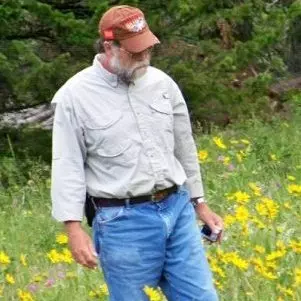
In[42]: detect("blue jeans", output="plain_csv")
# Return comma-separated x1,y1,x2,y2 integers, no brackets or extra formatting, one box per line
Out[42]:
92,186,218,301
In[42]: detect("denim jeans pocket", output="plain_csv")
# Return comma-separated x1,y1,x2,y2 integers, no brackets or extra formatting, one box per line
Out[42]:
95,206,125,225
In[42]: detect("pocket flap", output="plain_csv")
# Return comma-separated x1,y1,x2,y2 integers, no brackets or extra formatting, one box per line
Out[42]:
85,111,122,129
149,98,172,115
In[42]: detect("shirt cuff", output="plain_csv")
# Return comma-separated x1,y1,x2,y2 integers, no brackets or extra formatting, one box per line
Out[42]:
195,196,206,202
51,205,84,223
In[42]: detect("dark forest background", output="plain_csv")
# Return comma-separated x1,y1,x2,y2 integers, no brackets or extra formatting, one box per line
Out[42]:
0,0,301,163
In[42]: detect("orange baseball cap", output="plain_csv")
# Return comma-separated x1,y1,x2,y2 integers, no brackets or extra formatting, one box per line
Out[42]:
99,5,160,53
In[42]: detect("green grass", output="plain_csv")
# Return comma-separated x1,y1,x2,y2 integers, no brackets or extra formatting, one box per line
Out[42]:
1,99,301,300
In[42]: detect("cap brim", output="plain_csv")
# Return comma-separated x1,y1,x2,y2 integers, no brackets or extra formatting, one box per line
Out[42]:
120,30,160,53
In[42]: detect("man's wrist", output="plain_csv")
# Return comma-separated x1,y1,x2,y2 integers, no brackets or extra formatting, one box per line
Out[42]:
191,196,206,207
64,221,82,233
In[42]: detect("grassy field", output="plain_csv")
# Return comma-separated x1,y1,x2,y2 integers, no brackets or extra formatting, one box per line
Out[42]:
1,100,301,300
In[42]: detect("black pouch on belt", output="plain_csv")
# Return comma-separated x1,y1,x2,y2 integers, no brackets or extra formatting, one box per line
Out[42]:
84,194,96,227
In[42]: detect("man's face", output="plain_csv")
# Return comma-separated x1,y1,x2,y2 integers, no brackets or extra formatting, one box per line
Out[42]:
109,43,152,83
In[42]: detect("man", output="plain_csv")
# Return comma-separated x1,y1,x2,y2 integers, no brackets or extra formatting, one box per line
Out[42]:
51,5,223,301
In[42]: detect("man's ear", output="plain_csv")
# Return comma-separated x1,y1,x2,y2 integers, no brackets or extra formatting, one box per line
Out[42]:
103,41,113,56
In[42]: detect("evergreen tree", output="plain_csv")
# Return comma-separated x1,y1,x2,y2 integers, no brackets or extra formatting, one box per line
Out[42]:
0,0,300,125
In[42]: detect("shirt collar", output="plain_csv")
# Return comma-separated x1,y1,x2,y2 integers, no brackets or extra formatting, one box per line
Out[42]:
92,54,118,88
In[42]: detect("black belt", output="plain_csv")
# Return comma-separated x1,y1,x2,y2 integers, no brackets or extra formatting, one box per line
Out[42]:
88,185,178,207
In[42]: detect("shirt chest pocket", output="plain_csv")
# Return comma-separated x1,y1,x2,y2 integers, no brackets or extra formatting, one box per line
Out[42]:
84,111,131,157
149,97,174,152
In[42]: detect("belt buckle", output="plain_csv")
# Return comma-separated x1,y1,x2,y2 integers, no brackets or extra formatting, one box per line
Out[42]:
152,191,166,202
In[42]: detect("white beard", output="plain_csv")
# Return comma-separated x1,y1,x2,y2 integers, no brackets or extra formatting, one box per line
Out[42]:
110,51,149,84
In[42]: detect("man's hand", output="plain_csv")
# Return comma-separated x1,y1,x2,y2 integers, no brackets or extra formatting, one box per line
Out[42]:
64,221,98,269
194,203,224,243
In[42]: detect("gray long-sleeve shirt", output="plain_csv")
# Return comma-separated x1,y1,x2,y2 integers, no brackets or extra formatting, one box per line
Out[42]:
51,54,204,222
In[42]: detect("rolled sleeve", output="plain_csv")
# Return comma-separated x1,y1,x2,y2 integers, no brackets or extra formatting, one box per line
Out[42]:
171,81,205,199
51,87,86,222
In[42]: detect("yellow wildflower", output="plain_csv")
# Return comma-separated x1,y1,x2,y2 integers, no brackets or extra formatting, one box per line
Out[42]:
235,206,249,222
17,289,35,301
6,273,15,284
266,261,277,271
248,182,262,196
0,251,10,265
251,217,265,229
256,197,279,220
241,240,250,247
224,215,236,228
242,224,249,236
235,191,250,203
56,233,68,245
236,153,243,163
32,275,44,283
20,254,27,266
198,150,209,162
47,248,73,264
232,258,249,270
285,288,294,298
270,154,278,161
258,269,277,280
228,254,249,270
213,137,227,149
89,290,97,298
230,191,250,204
266,250,286,261
254,245,265,254
283,201,292,209
222,156,231,165
287,184,301,195
277,285,294,298
251,258,277,280
214,279,224,290
88,284,109,298
47,249,61,263
289,240,301,253
61,248,74,264
293,268,301,287
210,259,226,278
276,240,286,252
218,250,249,271
239,150,247,157
143,285,162,301
100,283,109,296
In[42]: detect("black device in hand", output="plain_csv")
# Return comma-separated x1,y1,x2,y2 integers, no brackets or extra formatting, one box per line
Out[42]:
200,224,220,242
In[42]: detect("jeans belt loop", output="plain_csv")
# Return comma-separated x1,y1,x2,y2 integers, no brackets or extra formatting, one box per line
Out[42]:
125,198,130,209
